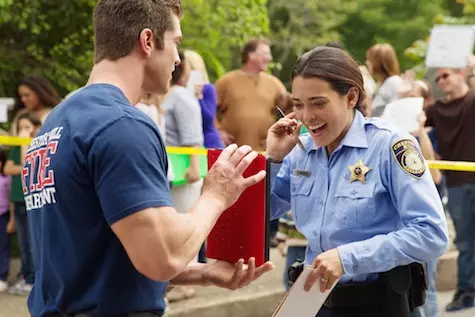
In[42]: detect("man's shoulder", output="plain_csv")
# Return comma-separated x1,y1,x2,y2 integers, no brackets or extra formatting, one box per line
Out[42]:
43,84,158,146
216,70,242,83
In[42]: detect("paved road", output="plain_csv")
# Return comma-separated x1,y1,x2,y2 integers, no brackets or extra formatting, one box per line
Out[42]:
1,250,474,317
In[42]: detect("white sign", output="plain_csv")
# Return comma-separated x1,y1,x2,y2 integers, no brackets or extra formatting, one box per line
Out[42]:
425,25,475,69
381,97,424,134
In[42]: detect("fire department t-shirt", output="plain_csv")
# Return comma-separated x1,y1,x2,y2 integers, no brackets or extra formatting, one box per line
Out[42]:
24,84,173,317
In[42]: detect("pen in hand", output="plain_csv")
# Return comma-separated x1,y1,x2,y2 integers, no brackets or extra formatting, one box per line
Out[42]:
275,106,306,152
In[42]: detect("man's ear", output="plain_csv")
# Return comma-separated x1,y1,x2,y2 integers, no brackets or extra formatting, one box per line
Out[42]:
347,87,359,109
138,28,154,58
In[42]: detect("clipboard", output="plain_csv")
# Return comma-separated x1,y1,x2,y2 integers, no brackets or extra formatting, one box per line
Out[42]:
206,149,270,266
273,266,339,317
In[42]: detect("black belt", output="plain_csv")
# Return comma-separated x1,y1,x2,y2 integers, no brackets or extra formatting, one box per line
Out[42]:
324,279,385,308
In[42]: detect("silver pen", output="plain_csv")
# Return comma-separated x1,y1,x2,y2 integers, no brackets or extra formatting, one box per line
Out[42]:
275,106,306,151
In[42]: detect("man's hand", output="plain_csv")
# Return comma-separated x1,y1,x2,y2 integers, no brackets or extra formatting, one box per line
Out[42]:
218,129,236,146
201,144,266,211
202,257,274,290
185,167,200,183
305,248,344,292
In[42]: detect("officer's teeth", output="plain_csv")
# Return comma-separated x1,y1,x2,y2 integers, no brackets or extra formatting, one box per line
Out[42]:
309,123,325,130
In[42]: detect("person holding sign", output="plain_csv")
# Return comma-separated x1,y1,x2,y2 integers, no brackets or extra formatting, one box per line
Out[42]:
267,46,448,317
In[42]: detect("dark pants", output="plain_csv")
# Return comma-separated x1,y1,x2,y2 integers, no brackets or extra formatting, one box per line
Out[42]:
270,219,279,238
316,305,383,317
0,211,10,281
447,182,475,292
14,202,35,285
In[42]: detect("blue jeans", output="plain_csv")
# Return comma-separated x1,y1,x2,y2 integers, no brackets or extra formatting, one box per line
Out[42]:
447,183,475,292
284,246,306,290
0,212,10,281
14,202,35,285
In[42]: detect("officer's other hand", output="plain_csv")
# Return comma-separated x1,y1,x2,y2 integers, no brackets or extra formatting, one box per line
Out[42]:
201,144,266,211
201,257,274,290
305,248,344,292
266,112,302,162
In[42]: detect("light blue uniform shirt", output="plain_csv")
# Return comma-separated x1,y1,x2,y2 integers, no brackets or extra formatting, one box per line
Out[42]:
270,110,448,283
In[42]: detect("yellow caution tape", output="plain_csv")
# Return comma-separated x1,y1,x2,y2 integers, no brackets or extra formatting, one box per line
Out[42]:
427,160,475,172
1,135,475,172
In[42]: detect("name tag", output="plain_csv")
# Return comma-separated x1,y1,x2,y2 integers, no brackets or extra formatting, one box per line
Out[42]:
292,169,311,177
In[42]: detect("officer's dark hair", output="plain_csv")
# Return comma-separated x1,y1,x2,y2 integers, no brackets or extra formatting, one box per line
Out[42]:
171,51,186,86
291,46,367,116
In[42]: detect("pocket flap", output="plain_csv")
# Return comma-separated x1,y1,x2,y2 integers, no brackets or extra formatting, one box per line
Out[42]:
290,175,314,196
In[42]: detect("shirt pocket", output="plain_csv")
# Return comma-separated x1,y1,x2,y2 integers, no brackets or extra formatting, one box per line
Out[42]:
290,174,314,226
333,182,376,229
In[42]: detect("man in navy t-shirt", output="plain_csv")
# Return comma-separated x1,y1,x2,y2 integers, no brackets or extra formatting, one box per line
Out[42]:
23,1,273,316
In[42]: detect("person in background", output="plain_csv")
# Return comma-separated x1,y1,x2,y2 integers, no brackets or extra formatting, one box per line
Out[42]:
184,50,224,149
4,112,42,296
10,75,61,134
215,38,290,151
162,51,204,302
0,148,11,293
425,66,475,312
136,92,174,183
365,43,403,117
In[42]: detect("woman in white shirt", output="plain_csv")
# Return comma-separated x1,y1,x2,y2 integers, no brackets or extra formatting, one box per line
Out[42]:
365,43,404,117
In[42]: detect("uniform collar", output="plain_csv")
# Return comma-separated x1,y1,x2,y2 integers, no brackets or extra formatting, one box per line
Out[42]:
306,110,368,153
340,110,368,149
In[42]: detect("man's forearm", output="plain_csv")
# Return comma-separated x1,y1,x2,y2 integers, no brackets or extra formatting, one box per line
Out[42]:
161,194,223,275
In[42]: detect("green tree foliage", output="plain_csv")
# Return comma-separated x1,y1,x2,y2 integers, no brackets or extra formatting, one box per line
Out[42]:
181,0,269,82
0,0,96,97
267,0,351,87
0,0,269,97
339,0,446,70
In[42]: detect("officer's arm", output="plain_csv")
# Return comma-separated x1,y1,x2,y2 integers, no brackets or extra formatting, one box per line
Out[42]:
270,155,292,220
337,136,449,276
90,118,224,282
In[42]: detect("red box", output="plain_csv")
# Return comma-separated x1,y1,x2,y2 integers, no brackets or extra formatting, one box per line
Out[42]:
206,149,270,266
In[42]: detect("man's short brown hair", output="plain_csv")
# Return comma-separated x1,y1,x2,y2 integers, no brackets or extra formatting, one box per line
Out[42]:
241,38,270,65
93,0,183,63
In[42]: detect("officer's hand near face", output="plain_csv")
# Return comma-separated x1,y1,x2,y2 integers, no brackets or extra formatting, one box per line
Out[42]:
266,112,302,162
201,144,267,211
305,248,344,293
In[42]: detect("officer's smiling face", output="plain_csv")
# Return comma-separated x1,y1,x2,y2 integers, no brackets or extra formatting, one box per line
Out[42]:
291,76,358,154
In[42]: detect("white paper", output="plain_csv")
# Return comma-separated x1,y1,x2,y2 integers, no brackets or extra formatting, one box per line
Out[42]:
0,102,10,123
381,97,424,134
425,25,475,69
186,70,204,93
273,266,338,317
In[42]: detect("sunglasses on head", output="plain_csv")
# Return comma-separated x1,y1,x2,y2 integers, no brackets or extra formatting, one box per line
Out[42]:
436,73,450,83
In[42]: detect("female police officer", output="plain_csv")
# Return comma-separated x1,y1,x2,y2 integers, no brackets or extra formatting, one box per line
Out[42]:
267,46,448,317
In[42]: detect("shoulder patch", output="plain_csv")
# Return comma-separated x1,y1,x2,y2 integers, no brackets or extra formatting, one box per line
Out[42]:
391,139,426,179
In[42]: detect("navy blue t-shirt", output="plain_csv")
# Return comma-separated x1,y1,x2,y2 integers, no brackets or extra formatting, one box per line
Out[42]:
23,84,173,317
